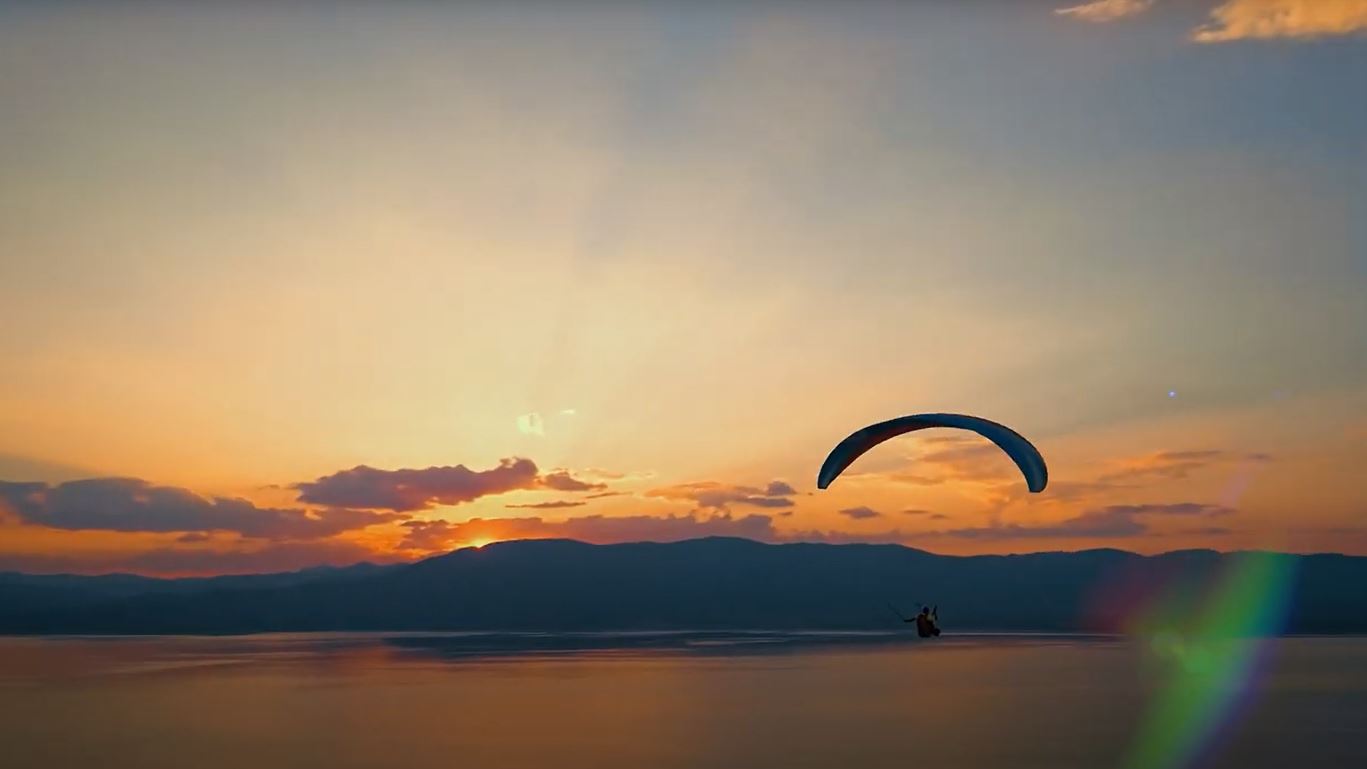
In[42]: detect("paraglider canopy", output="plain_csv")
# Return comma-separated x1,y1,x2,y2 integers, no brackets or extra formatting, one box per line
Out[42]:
817,412,1047,493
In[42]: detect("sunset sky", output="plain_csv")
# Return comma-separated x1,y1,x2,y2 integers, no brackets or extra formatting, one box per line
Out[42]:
2,0,1365,575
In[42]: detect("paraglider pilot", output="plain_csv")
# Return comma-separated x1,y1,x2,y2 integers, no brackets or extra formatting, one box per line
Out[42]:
914,605,940,638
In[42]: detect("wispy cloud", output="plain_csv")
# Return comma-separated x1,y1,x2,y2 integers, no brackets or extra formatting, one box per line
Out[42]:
643,480,796,511
1054,0,1367,41
854,435,1020,484
397,509,946,552
506,500,587,510
576,468,657,483
858,443,1272,520
539,470,607,493
0,539,397,577
839,506,882,520
847,435,1031,510
1192,0,1367,42
398,512,781,551
0,478,402,540
901,509,950,520
1098,449,1271,482
1055,0,1155,23
939,502,1234,540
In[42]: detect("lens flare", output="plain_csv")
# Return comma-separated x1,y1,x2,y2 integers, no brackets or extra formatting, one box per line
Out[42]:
516,412,545,436
1121,552,1299,769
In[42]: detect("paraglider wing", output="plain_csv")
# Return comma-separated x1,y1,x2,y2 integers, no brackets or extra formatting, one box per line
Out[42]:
816,413,1047,493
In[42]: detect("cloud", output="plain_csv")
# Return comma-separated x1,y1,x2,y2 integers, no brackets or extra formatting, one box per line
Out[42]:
766,480,798,496
398,512,782,551
1098,450,1271,482
881,472,947,486
839,506,882,520
396,503,967,554
576,468,646,481
568,468,657,486
505,500,587,510
854,439,1027,510
939,502,1234,540
1054,0,1155,23
866,441,1270,497
836,441,1272,527
1192,0,1367,42
1054,0,1367,41
915,435,978,446
397,520,465,551
1038,480,1126,503
643,480,796,511
857,438,1021,491
294,460,606,511
293,458,542,512
1100,449,1224,480
901,509,951,521
539,470,607,493
919,441,1013,469
0,478,403,540
1104,502,1235,516
585,491,627,500
0,539,397,577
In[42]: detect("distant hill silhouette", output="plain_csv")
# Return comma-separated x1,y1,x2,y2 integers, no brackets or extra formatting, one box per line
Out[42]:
2,537,1363,635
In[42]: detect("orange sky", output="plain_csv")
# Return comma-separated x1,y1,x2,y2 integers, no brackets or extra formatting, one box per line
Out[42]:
2,2,1365,575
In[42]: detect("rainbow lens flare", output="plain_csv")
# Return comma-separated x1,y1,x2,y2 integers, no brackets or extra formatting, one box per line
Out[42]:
1121,552,1300,769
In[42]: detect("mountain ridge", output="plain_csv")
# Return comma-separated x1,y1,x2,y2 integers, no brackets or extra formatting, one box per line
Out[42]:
2,537,1363,635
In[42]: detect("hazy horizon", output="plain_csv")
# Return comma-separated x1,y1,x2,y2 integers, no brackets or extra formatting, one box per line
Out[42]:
4,534,1362,580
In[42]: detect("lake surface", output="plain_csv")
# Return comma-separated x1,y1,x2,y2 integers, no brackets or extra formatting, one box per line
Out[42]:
2,633,1364,769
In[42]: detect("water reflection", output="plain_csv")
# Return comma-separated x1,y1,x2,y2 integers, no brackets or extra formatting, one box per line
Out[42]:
0,635,1363,769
